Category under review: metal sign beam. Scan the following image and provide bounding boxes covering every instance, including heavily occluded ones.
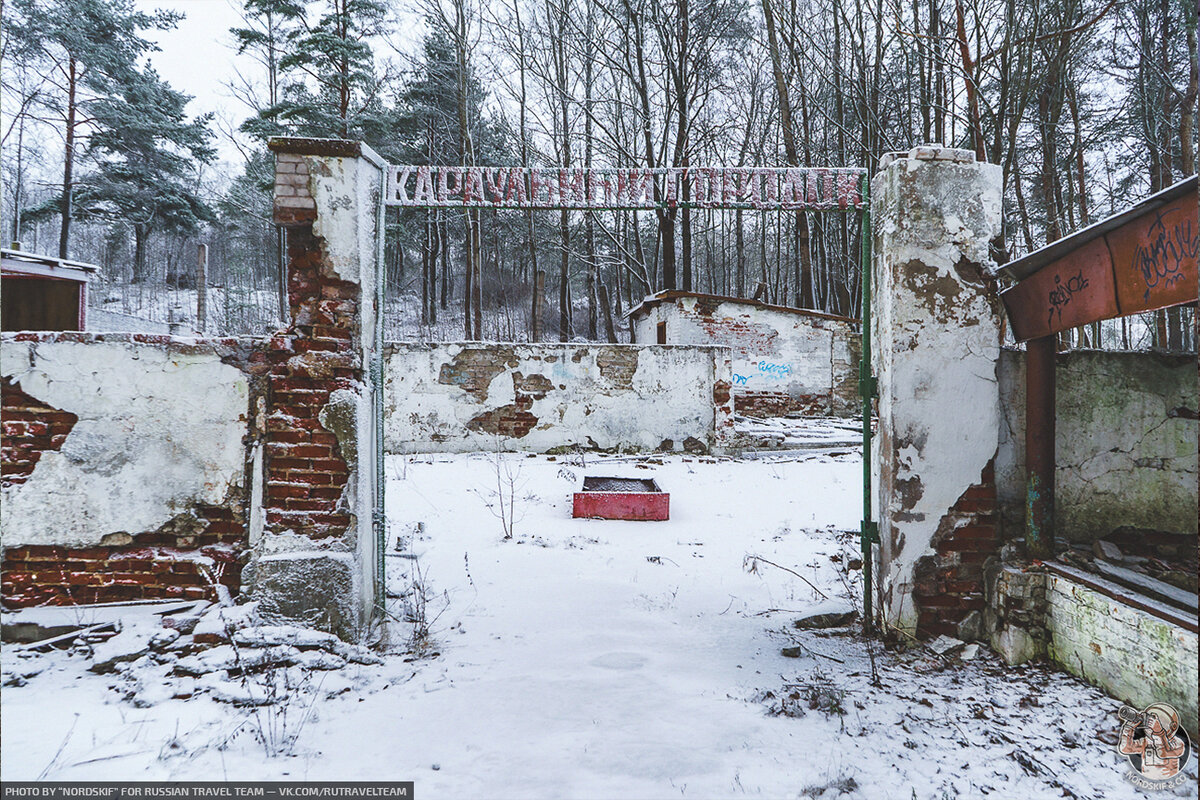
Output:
[384,166,867,211]
[1000,178,1198,342]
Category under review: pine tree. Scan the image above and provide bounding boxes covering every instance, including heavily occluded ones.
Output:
[250,0,392,143]
[73,68,215,282]
[231,0,304,143]
[8,0,179,258]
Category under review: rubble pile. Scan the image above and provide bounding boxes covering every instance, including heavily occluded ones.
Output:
[1,601,383,708]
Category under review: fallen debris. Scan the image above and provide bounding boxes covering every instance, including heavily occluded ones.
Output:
[793,598,857,629]
[3,600,204,650]
[926,635,967,658]
[1093,559,1198,612]
[89,619,163,673]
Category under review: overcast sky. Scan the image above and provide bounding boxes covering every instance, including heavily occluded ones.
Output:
[131,0,424,166]
[134,0,259,163]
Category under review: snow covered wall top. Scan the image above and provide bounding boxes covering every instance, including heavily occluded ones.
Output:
[382,342,733,455]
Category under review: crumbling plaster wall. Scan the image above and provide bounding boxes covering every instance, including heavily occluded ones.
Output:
[247,140,384,640]
[383,342,733,454]
[1,333,254,607]
[870,147,1004,638]
[996,348,1198,541]
[1,334,250,548]
[988,564,1198,738]
[631,298,859,416]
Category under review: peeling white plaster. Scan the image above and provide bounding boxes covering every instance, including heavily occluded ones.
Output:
[306,152,381,341]
[1,339,250,548]
[871,154,1004,633]
[383,343,728,454]
[300,148,382,636]
[631,298,859,414]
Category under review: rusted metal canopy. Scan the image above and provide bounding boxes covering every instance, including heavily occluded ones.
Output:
[999,177,1198,342]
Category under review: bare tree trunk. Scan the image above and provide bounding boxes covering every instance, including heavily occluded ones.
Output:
[559,209,570,341]
[531,269,545,341]
[196,243,208,333]
[58,57,78,260]
[464,215,474,339]
[599,281,618,343]
[1182,1,1198,177]
[473,210,482,339]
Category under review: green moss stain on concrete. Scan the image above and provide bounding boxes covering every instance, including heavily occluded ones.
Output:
[1046,575,1198,738]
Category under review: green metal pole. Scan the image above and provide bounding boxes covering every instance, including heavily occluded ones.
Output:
[859,174,878,635]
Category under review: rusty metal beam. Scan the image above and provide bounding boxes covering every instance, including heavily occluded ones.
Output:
[1000,179,1198,342]
[1025,336,1055,559]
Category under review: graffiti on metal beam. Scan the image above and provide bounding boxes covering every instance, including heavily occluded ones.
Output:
[384,166,867,211]
[1046,270,1089,329]
[1133,208,1198,302]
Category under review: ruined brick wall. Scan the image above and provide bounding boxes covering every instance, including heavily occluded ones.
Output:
[987,562,1199,739]
[870,147,1004,639]
[1,140,382,638]
[241,137,382,639]
[630,294,860,417]
[910,460,999,638]
[1043,568,1198,738]
[1,333,255,609]
[384,342,732,454]
[257,226,360,540]
[1,508,244,607]
[996,348,1198,543]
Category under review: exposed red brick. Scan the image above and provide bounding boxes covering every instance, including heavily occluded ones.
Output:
[735,391,828,418]
[257,223,359,543]
[2,378,79,486]
[912,459,1000,639]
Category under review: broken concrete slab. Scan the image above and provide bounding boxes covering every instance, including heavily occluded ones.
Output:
[245,552,360,640]
[1093,559,1198,612]
[295,650,347,671]
[233,625,342,651]
[2,600,199,645]
[173,644,301,676]
[1093,540,1123,561]
[793,598,857,629]
[89,619,163,673]
[927,635,967,657]
[192,603,260,644]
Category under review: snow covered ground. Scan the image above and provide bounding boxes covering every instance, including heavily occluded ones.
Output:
[2,448,1194,798]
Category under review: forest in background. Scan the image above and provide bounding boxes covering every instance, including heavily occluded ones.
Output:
[1,0,1196,348]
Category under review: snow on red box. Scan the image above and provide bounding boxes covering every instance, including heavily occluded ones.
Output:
[572,476,670,521]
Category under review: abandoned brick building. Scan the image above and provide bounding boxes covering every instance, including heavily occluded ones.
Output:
[628,291,860,417]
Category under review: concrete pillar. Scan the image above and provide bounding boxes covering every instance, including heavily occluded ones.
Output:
[871,145,1004,639]
[244,138,384,641]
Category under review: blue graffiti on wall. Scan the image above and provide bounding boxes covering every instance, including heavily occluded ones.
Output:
[757,360,792,379]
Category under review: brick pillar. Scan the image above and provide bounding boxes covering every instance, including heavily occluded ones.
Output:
[871,145,1004,640]
[245,138,383,640]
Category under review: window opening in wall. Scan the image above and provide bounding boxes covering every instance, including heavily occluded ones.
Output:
[656,321,667,344]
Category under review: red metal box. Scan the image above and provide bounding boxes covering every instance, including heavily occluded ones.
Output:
[572,476,669,521]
